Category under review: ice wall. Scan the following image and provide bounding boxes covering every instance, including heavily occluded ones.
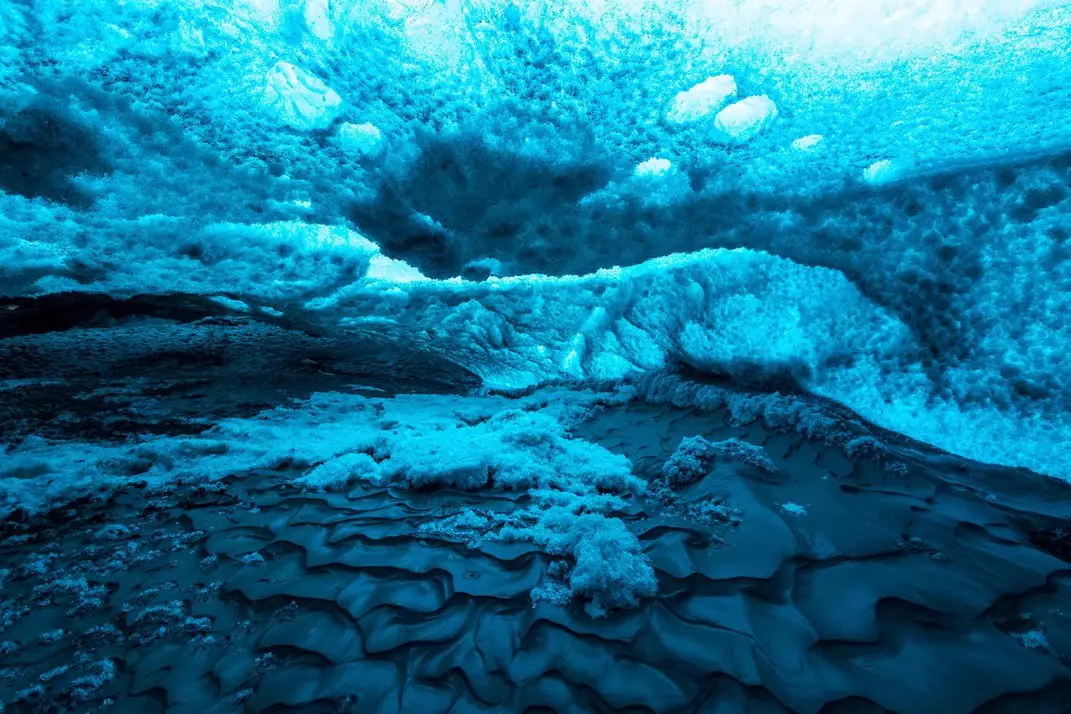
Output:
[3,0,1071,480]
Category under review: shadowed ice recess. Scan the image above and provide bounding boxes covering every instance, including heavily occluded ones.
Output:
[4,0,1071,711]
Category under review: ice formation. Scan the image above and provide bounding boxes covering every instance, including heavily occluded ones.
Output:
[665,75,738,124]
[3,1,1071,511]
[262,62,343,131]
[714,95,779,141]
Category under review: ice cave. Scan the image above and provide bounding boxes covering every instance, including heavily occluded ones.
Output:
[3,0,1071,710]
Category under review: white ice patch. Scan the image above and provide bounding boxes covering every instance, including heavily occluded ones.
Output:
[714,95,779,141]
[335,122,385,157]
[367,254,427,283]
[262,62,343,131]
[634,157,673,177]
[304,0,334,40]
[792,134,825,151]
[862,159,902,185]
[665,75,737,124]
[780,502,808,516]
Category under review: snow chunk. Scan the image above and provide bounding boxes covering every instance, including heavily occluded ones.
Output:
[263,62,342,131]
[634,157,673,178]
[663,436,776,486]
[792,134,824,151]
[304,0,334,40]
[666,75,737,124]
[335,122,385,158]
[781,502,808,516]
[862,159,902,185]
[715,95,779,141]
[298,452,381,491]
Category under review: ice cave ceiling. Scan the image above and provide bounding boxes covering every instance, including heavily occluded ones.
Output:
[3,0,1071,480]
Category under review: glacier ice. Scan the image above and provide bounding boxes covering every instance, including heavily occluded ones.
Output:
[3,0,1071,491]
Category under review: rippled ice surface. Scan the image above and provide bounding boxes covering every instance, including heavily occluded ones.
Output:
[2,313,1071,712]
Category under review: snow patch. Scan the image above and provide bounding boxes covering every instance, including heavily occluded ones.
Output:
[862,159,902,185]
[792,134,825,151]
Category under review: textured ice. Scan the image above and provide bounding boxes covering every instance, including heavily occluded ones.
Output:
[334,122,385,157]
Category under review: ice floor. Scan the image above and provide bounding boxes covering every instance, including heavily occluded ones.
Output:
[3,315,1071,712]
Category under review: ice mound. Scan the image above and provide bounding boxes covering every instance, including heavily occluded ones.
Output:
[665,75,738,124]
[263,62,343,131]
[714,96,779,141]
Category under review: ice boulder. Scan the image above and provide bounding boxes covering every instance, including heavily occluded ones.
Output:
[335,122,385,157]
[263,61,343,131]
[715,96,779,141]
[665,75,737,124]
